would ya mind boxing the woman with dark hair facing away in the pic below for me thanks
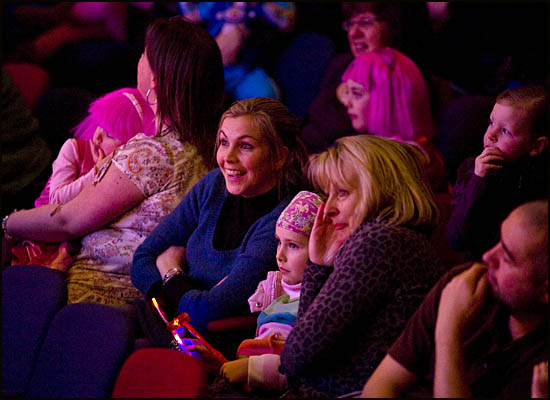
[279,135,447,397]
[131,96,309,339]
[3,16,225,305]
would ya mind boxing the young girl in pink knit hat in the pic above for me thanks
[192,190,322,395]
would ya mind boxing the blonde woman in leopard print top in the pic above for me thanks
[279,135,447,397]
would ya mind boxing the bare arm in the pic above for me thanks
[6,162,145,242]
[361,355,418,398]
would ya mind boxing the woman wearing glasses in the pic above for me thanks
[300,2,433,155]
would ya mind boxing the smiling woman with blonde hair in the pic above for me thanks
[279,134,445,397]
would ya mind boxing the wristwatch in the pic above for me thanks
[2,214,13,240]
[162,267,184,285]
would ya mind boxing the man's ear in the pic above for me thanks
[275,146,289,170]
[529,136,548,157]
[542,279,548,304]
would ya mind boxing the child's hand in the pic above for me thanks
[474,146,505,177]
[91,141,105,164]
[184,339,222,374]
[220,358,249,384]
[531,361,548,398]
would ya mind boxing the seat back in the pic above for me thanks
[2,265,67,396]
[430,191,466,269]
[274,32,335,118]
[26,303,134,398]
[112,348,208,398]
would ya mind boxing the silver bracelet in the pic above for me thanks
[162,267,184,285]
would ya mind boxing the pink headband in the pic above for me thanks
[122,92,144,121]
[276,191,322,236]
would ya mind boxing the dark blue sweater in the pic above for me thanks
[131,169,292,332]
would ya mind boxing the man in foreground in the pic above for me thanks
[362,199,548,398]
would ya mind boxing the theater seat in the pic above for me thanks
[273,32,335,118]
[430,191,466,269]
[3,62,50,110]
[205,315,258,360]
[26,303,135,398]
[1,265,67,397]
[112,348,208,398]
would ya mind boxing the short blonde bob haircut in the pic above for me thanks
[307,135,439,234]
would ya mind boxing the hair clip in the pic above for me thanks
[123,92,144,121]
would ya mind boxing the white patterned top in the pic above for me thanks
[66,130,209,305]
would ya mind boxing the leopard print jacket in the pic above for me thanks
[279,218,447,397]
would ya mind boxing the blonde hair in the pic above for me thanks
[496,85,548,139]
[307,135,439,233]
[216,97,308,200]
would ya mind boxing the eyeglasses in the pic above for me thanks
[342,17,383,31]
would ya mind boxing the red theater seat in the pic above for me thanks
[4,62,50,110]
[112,348,208,398]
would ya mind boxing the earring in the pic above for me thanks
[146,88,157,106]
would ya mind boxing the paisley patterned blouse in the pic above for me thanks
[66,130,208,305]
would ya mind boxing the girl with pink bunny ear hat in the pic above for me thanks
[191,191,323,396]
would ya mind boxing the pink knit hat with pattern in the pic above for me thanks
[276,191,322,236]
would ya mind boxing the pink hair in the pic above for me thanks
[342,47,435,140]
[72,87,156,141]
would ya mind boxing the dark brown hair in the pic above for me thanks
[146,15,225,168]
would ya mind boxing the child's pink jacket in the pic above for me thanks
[35,138,96,207]
[243,270,301,390]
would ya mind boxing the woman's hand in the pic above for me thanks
[220,358,249,384]
[308,202,347,266]
[156,245,186,277]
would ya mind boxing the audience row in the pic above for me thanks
[1,6,548,399]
